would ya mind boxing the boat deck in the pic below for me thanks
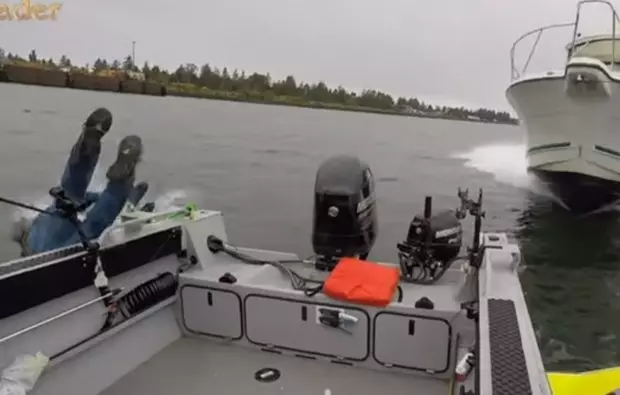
[101,337,451,395]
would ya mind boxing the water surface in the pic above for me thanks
[0,83,617,371]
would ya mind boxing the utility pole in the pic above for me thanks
[131,41,136,68]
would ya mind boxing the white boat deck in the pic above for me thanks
[0,205,533,395]
[101,337,452,395]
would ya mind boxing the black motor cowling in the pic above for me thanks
[312,155,377,261]
[403,210,462,264]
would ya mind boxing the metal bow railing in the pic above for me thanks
[510,0,620,81]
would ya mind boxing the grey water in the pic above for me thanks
[0,83,618,372]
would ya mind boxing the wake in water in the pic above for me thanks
[453,143,555,198]
[453,144,530,188]
[452,144,620,215]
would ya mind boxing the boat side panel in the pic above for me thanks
[100,226,182,277]
[0,226,183,320]
[0,254,184,395]
[477,233,552,395]
[0,212,226,395]
[31,302,181,395]
[177,240,469,380]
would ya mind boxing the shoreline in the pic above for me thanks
[0,64,517,126]
[165,86,518,125]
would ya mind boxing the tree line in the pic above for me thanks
[0,48,517,124]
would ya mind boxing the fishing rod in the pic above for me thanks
[0,196,50,216]
[0,187,112,306]
[0,187,100,252]
[0,189,182,360]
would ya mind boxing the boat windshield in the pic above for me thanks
[568,35,620,65]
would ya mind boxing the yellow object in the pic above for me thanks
[547,367,620,394]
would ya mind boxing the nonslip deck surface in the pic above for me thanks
[488,298,533,395]
[101,337,449,395]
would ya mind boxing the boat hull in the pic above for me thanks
[507,59,620,212]
[529,168,620,212]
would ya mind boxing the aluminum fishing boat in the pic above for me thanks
[0,155,618,395]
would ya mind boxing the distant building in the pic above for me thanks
[126,70,145,81]
[398,105,415,114]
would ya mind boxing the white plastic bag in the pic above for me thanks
[0,353,49,395]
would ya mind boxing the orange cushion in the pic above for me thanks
[323,257,400,307]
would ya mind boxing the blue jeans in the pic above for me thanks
[26,139,133,255]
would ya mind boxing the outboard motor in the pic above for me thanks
[404,210,462,264]
[397,195,464,284]
[312,155,377,270]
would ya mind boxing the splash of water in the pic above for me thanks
[9,187,192,233]
[10,197,48,224]
[153,189,189,211]
[12,171,114,223]
[453,143,531,188]
[453,143,572,205]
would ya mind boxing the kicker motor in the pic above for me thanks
[397,188,483,284]
[397,196,463,284]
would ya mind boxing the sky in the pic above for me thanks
[0,0,617,112]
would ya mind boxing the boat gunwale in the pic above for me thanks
[0,225,183,320]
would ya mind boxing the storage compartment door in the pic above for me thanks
[181,286,243,340]
[373,312,451,373]
[245,295,369,360]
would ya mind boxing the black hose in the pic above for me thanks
[395,285,403,302]
[101,272,178,330]
[207,235,323,295]
[56,273,179,359]
[304,283,323,297]
[208,236,410,302]
[117,272,178,318]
